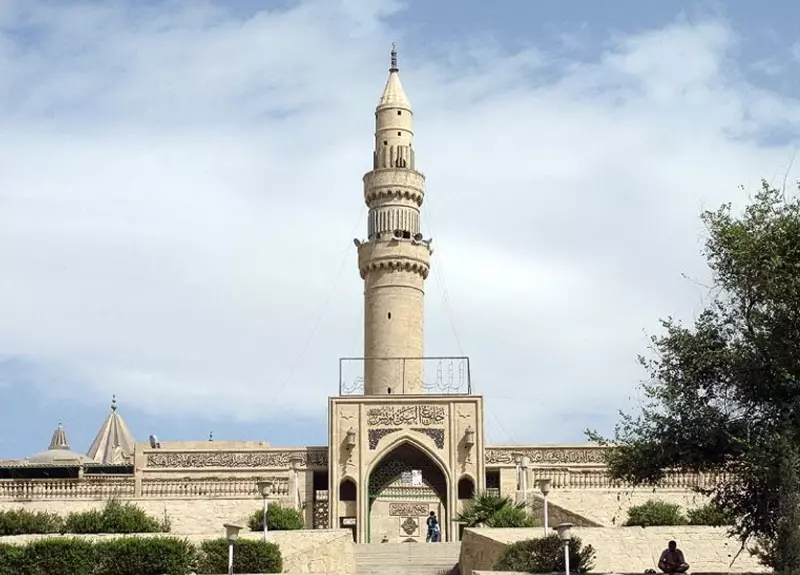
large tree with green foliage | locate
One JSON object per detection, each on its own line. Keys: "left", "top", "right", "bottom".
{"left": 588, "top": 182, "right": 800, "bottom": 571}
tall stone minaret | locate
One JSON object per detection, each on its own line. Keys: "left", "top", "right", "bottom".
{"left": 357, "top": 45, "right": 432, "bottom": 395}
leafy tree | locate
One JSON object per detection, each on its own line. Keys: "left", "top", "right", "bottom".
{"left": 456, "top": 491, "right": 528, "bottom": 528}
{"left": 624, "top": 500, "right": 687, "bottom": 527}
{"left": 587, "top": 182, "right": 800, "bottom": 570}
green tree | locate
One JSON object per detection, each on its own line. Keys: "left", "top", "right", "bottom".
{"left": 587, "top": 182, "right": 800, "bottom": 570}
{"left": 247, "top": 503, "right": 304, "bottom": 532}
{"left": 624, "top": 500, "right": 687, "bottom": 527}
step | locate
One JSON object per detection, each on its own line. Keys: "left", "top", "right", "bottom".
{"left": 355, "top": 542, "right": 460, "bottom": 575}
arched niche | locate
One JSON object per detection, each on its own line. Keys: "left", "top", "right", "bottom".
{"left": 457, "top": 475, "right": 476, "bottom": 500}
{"left": 366, "top": 440, "right": 448, "bottom": 543}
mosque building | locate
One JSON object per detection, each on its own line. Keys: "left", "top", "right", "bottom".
{"left": 0, "top": 47, "right": 707, "bottom": 543}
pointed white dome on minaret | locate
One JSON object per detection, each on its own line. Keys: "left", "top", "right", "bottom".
{"left": 86, "top": 395, "right": 136, "bottom": 465}
{"left": 377, "top": 43, "right": 411, "bottom": 110}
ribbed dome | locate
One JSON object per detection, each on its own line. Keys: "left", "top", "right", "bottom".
{"left": 86, "top": 396, "right": 136, "bottom": 465}
{"left": 27, "top": 423, "right": 93, "bottom": 465}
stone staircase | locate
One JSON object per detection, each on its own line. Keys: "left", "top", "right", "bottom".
{"left": 354, "top": 542, "right": 461, "bottom": 575}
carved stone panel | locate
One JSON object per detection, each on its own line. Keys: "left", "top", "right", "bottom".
{"left": 368, "top": 428, "right": 401, "bottom": 450}
{"left": 389, "top": 503, "right": 429, "bottom": 517}
{"left": 366, "top": 405, "right": 446, "bottom": 427}
{"left": 400, "top": 517, "right": 419, "bottom": 536}
{"left": 146, "top": 449, "right": 328, "bottom": 469}
{"left": 411, "top": 428, "right": 444, "bottom": 449}
{"left": 484, "top": 447, "right": 608, "bottom": 465}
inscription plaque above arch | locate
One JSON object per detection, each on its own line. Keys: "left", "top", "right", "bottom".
{"left": 366, "top": 405, "right": 445, "bottom": 427}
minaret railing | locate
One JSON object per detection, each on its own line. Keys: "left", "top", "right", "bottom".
{"left": 338, "top": 356, "right": 471, "bottom": 395}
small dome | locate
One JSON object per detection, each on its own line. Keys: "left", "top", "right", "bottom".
{"left": 26, "top": 422, "right": 93, "bottom": 465}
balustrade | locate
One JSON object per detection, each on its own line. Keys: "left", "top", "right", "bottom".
{"left": 141, "top": 477, "right": 289, "bottom": 498}
{"left": 0, "top": 478, "right": 134, "bottom": 500}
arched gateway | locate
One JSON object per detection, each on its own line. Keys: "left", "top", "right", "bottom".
{"left": 367, "top": 441, "right": 447, "bottom": 542}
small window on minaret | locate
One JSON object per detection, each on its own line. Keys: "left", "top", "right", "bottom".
{"left": 383, "top": 140, "right": 388, "bottom": 146}
{"left": 387, "top": 312, "right": 392, "bottom": 320}
{"left": 397, "top": 111, "right": 402, "bottom": 115}
{"left": 397, "top": 132, "right": 401, "bottom": 136}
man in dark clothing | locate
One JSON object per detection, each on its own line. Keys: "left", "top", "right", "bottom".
{"left": 658, "top": 540, "right": 689, "bottom": 574}
{"left": 426, "top": 511, "right": 440, "bottom": 542}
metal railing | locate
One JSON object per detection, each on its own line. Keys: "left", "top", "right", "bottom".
{"left": 339, "top": 356, "right": 471, "bottom": 395}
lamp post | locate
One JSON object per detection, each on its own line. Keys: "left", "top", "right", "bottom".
{"left": 520, "top": 456, "right": 530, "bottom": 507}
{"left": 256, "top": 480, "right": 273, "bottom": 541}
{"left": 555, "top": 523, "right": 573, "bottom": 575}
{"left": 290, "top": 454, "right": 304, "bottom": 511}
{"left": 223, "top": 523, "right": 243, "bottom": 575}
{"left": 537, "top": 478, "right": 552, "bottom": 536}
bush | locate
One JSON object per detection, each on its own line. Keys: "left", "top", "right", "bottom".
{"left": 18, "top": 538, "right": 96, "bottom": 575}
{"left": 494, "top": 534, "right": 596, "bottom": 573}
{"left": 0, "top": 500, "right": 166, "bottom": 536}
{"left": 687, "top": 503, "right": 734, "bottom": 526}
{"left": 0, "top": 509, "right": 64, "bottom": 536}
{"left": 624, "top": 500, "right": 687, "bottom": 527}
{"left": 248, "top": 503, "right": 304, "bottom": 531}
{"left": 456, "top": 491, "right": 527, "bottom": 528}
{"left": 198, "top": 538, "right": 282, "bottom": 574}
{"left": 66, "top": 500, "right": 166, "bottom": 534}
{"left": 0, "top": 543, "right": 24, "bottom": 575}
{"left": 485, "top": 505, "right": 534, "bottom": 528}
{"left": 94, "top": 536, "right": 197, "bottom": 575}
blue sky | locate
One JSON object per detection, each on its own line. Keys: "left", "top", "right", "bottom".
{"left": 1, "top": 0, "right": 799, "bottom": 460}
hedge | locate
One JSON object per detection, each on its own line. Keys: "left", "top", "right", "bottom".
{"left": 197, "top": 538, "right": 282, "bottom": 574}
{"left": 624, "top": 500, "right": 687, "bottom": 527}
{"left": 0, "top": 536, "right": 282, "bottom": 574}
{"left": 248, "top": 503, "right": 304, "bottom": 531}
{"left": 0, "top": 500, "right": 168, "bottom": 536}
{"left": 494, "top": 533, "right": 596, "bottom": 573}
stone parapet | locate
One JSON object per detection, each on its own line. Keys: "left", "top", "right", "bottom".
{"left": 460, "top": 527, "right": 767, "bottom": 575}
{"left": 0, "top": 528, "right": 355, "bottom": 575}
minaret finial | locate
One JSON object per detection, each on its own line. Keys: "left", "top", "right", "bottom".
{"left": 111, "top": 394, "right": 117, "bottom": 411}
{"left": 390, "top": 42, "right": 398, "bottom": 72}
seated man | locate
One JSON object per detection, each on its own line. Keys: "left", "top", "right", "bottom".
{"left": 658, "top": 540, "right": 689, "bottom": 574}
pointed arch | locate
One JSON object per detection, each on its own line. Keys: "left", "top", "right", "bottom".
{"left": 366, "top": 434, "right": 451, "bottom": 487}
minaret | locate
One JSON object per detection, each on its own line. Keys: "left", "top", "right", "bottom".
{"left": 357, "top": 44, "right": 432, "bottom": 395}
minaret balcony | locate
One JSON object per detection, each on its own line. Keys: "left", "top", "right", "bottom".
{"left": 338, "top": 356, "right": 471, "bottom": 395}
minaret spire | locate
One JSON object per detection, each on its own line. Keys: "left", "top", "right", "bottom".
{"left": 356, "top": 50, "right": 431, "bottom": 395}
{"left": 390, "top": 42, "right": 398, "bottom": 72}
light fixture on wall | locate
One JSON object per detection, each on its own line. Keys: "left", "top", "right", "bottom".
{"left": 223, "top": 522, "right": 243, "bottom": 575}
{"left": 463, "top": 425, "right": 475, "bottom": 462}
{"left": 345, "top": 427, "right": 357, "bottom": 450}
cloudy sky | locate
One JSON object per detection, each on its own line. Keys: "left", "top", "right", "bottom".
{"left": 1, "top": 0, "right": 799, "bottom": 459}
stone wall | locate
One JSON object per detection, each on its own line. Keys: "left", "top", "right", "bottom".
{"left": 459, "top": 527, "right": 767, "bottom": 575}
{"left": 0, "top": 529, "right": 355, "bottom": 575}
{"left": 0, "top": 497, "right": 273, "bottom": 535}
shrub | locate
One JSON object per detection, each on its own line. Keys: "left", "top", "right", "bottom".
{"left": 624, "top": 500, "right": 687, "bottom": 527}
{"left": 0, "top": 543, "right": 24, "bottom": 575}
{"left": 687, "top": 503, "right": 734, "bottom": 526}
{"left": 65, "top": 500, "right": 166, "bottom": 534}
{"left": 0, "top": 509, "right": 64, "bottom": 536}
{"left": 198, "top": 538, "right": 282, "bottom": 574}
{"left": 494, "top": 533, "right": 596, "bottom": 573}
{"left": 248, "top": 503, "right": 304, "bottom": 531}
{"left": 94, "top": 536, "right": 198, "bottom": 575}
{"left": 485, "top": 504, "right": 534, "bottom": 528}
{"left": 456, "top": 491, "right": 527, "bottom": 528}
{"left": 18, "top": 538, "right": 96, "bottom": 575}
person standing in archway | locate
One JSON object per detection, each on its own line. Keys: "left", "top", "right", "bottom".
{"left": 426, "top": 511, "right": 440, "bottom": 542}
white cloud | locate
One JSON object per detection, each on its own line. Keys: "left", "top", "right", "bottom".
{"left": 1, "top": 1, "right": 799, "bottom": 444}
